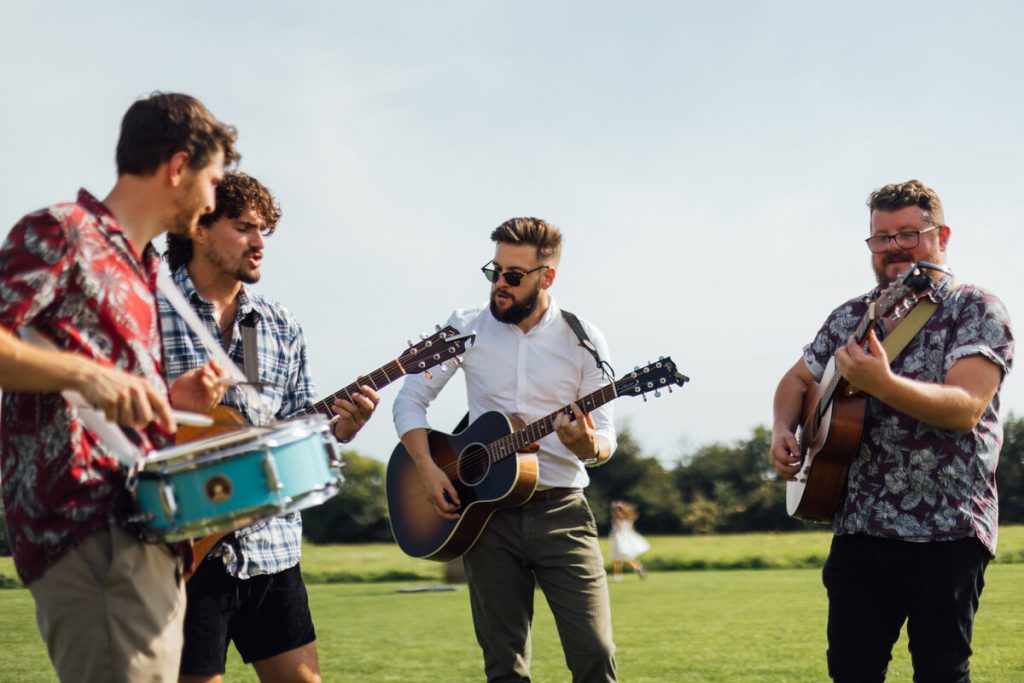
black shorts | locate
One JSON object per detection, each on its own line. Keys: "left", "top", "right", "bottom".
{"left": 178, "top": 559, "right": 316, "bottom": 675}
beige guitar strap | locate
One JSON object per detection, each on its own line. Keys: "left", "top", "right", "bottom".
{"left": 880, "top": 280, "right": 957, "bottom": 362}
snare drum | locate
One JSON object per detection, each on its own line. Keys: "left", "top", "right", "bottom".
{"left": 132, "top": 415, "right": 342, "bottom": 542}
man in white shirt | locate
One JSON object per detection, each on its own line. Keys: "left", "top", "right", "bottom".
{"left": 393, "top": 217, "right": 618, "bottom": 682}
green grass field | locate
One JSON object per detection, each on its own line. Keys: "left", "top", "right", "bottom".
{"left": 1, "top": 529, "right": 1022, "bottom": 681}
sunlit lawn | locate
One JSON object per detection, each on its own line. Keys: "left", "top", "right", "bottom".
{"left": 0, "top": 562, "right": 1021, "bottom": 681}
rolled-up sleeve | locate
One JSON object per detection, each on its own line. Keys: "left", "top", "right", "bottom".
{"left": 579, "top": 319, "right": 618, "bottom": 458}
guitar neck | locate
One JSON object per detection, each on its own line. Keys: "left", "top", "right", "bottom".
{"left": 814, "top": 304, "right": 877, "bottom": 424}
{"left": 489, "top": 383, "right": 619, "bottom": 461}
{"left": 301, "top": 359, "right": 407, "bottom": 418}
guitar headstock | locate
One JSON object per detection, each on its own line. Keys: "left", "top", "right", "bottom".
{"left": 871, "top": 261, "right": 951, "bottom": 323}
{"left": 399, "top": 325, "right": 475, "bottom": 378}
{"left": 615, "top": 357, "right": 689, "bottom": 400}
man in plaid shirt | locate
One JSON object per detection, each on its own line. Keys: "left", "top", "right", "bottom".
{"left": 159, "top": 171, "right": 378, "bottom": 683}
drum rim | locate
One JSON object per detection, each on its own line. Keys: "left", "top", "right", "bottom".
{"left": 144, "top": 414, "right": 331, "bottom": 467}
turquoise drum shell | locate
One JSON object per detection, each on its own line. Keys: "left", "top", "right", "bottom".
{"left": 133, "top": 415, "right": 342, "bottom": 542}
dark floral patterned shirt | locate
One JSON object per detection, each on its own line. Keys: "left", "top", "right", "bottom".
{"left": 803, "top": 276, "right": 1014, "bottom": 555}
{"left": 0, "top": 189, "right": 171, "bottom": 584}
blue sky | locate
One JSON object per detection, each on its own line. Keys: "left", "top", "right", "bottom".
{"left": 2, "top": 2, "right": 1021, "bottom": 463}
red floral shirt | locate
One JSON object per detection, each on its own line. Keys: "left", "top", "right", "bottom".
{"left": 0, "top": 189, "right": 171, "bottom": 584}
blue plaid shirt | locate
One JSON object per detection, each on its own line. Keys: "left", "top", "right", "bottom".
{"left": 159, "top": 266, "right": 316, "bottom": 578}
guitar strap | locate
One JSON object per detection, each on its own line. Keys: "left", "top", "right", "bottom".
{"left": 453, "top": 308, "right": 610, "bottom": 432}
{"left": 879, "top": 281, "right": 956, "bottom": 361}
{"left": 239, "top": 311, "right": 260, "bottom": 386}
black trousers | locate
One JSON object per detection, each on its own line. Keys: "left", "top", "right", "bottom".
{"left": 822, "top": 534, "right": 990, "bottom": 683}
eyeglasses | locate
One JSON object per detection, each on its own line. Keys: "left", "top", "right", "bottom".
{"left": 480, "top": 262, "right": 549, "bottom": 287}
{"left": 864, "top": 226, "right": 939, "bottom": 253}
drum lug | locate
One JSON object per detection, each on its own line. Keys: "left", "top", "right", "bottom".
{"left": 160, "top": 482, "right": 178, "bottom": 520}
{"left": 263, "top": 451, "right": 284, "bottom": 491}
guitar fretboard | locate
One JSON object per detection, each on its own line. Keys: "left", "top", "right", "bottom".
{"left": 486, "top": 383, "right": 619, "bottom": 462}
{"left": 301, "top": 359, "right": 406, "bottom": 418}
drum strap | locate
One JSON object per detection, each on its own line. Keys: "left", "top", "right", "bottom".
{"left": 239, "top": 312, "right": 260, "bottom": 386}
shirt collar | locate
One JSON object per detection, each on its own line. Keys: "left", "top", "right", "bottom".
{"left": 867, "top": 271, "right": 956, "bottom": 305}
{"left": 172, "top": 266, "right": 261, "bottom": 323}
{"left": 78, "top": 188, "right": 160, "bottom": 279}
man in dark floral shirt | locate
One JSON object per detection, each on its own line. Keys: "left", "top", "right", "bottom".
{"left": 0, "top": 92, "right": 237, "bottom": 682}
{"left": 771, "top": 179, "right": 1013, "bottom": 683}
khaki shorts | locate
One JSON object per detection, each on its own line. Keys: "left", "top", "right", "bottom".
{"left": 29, "top": 525, "right": 186, "bottom": 683}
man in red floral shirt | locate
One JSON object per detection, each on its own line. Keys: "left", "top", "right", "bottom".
{"left": 0, "top": 92, "right": 238, "bottom": 683}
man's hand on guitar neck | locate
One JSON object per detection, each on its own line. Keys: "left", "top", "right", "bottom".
{"left": 330, "top": 385, "right": 380, "bottom": 443}
{"left": 834, "top": 329, "right": 894, "bottom": 399}
{"left": 554, "top": 403, "right": 608, "bottom": 465}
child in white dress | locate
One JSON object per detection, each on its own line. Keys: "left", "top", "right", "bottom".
{"left": 609, "top": 500, "right": 650, "bottom": 581}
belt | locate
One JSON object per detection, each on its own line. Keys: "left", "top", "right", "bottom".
{"left": 528, "top": 487, "right": 583, "bottom": 503}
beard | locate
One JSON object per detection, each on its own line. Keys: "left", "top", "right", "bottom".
{"left": 872, "top": 246, "right": 941, "bottom": 287}
{"left": 166, "top": 179, "right": 207, "bottom": 238}
{"left": 208, "top": 247, "right": 262, "bottom": 284}
{"left": 873, "top": 253, "right": 914, "bottom": 287}
{"left": 490, "top": 282, "right": 541, "bottom": 324}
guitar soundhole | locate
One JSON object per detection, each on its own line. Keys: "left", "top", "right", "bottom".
{"left": 457, "top": 443, "right": 490, "bottom": 486}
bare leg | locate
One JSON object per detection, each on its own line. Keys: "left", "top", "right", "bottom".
{"left": 626, "top": 557, "right": 643, "bottom": 581}
{"left": 252, "top": 641, "right": 321, "bottom": 683}
{"left": 612, "top": 561, "right": 623, "bottom": 581}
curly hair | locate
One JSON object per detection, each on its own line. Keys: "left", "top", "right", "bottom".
{"left": 116, "top": 92, "right": 239, "bottom": 176}
{"left": 866, "top": 179, "right": 945, "bottom": 227}
{"left": 490, "top": 217, "right": 562, "bottom": 264}
{"left": 165, "top": 172, "right": 281, "bottom": 271}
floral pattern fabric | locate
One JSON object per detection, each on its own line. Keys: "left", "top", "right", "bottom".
{"left": 0, "top": 189, "right": 170, "bottom": 584}
{"left": 803, "top": 276, "right": 1014, "bottom": 555}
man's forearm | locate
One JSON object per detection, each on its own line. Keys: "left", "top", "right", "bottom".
{"left": 0, "top": 327, "right": 89, "bottom": 393}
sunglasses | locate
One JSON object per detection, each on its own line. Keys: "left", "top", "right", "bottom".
{"left": 480, "top": 262, "right": 549, "bottom": 287}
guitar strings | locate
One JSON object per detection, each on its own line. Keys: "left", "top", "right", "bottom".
{"left": 431, "top": 387, "right": 617, "bottom": 480}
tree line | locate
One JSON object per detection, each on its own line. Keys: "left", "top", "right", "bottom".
{"left": 2, "top": 415, "right": 1022, "bottom": 553}
{"left": 304, "top": 414, "right": 1024, "bottom": 542}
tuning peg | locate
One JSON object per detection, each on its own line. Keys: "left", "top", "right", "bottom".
{"left": 424, "top": 371, "right": 432, "bottom": 380}
{"left": 435, "top": 324, "right": 442, "bottom": 332}
{"left": 455, "top": 355, "right": 464, "bottom": 364}
{"left": 654, "top": 390, "right": 662, "bottom": 398}
{"left": 440, "top": 363, "right": 449, "bottom": 373}
{"left": 667, "top": 386, "right": 673, "bottom": 393}
{"left": 407, "top": 339, "right": 414, "bottom": 348}
{"left": 634, "top": 365, "right": 640, "bottom": 371}
{"left": 642, "top": 394, "right": 648, "bottom": 402}
{"left": 420, "top": 332, "right": 429, "bottom": 340}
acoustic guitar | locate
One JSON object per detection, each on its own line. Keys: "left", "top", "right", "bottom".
{"left": 786, "top": 262, "right": 945, "bottom": 522}
{"left": 386, "top": 357, "right": 689, "bottom": 561}
{"left": 180, "top": 325, "right": 475, "bottom": 576}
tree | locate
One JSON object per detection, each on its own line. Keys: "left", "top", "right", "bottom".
{"left": 302, "top": 449, "right": 392, "bottom": 543}
{"left": 673, "top": 426, "right": 808, "bottom": 533}
{"left": 587, "top": 425, "right": 687, "bottom": 534}
{"left": 997, "top": 413, "right": 1024, "bottom": 523}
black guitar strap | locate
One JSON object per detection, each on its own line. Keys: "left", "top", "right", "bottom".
{"left": 452, "top": 308, "right": 611, "bottom": 432}
{"left": 560, "top": 309, "right": 614, "bottom": 381}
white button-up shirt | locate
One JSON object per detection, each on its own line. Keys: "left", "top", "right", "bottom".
{"left": 393, "top": 298, "right": 617, "bottom": 489}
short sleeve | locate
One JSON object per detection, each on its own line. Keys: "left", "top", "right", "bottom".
{"left": 0, "top": 211, "right": 73, "bottom": 329}
{"left": 943, "top": 287, "right": 1014, "bottom": 378}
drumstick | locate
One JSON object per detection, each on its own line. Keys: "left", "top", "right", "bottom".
{"left": 171, "top": 410, "right": 215, "bottom": 427}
